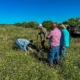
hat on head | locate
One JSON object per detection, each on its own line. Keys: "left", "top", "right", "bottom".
{"left": 38, "top": 24, "right": 42, "bottom": 28}
{"left": 60, "top": 24, "right": 66, "bottom": 28}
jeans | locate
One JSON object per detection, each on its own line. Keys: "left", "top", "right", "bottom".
{"left": 60, "top": 46, "right": 66, "bottom": 56}
{"left": 15, "top": 40, "right": 25, "bottom": 51}
{"left": 48, "top": 46, "right": 60, "bottom": 63}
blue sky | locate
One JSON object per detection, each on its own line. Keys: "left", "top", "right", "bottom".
{"left": 0, "top": 0, "right": 80, "bottom": 24}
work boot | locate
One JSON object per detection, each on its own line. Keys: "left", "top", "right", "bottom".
{"left": 54, "top": 59, "right": 57, "bottom": 65}
{"left": 56, "top": 60, "right": 60, "bottom": 65}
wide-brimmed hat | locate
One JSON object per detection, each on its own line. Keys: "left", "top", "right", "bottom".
{"left": 60, "top": 24, "right": 66, "bottom": 28}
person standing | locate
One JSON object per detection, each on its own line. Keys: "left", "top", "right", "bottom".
{"left": 46, "top": 24, "right": 61, "bottom": 67}
{"left": 59, "top": 24, "right": 70, "bottom": 56}
{"left": 37, "top": 24, "right": 47, "bottom": 50}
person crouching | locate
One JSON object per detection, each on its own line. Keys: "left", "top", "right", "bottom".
{"left": 15, "top": 38, "right": 34, "bottom": 54}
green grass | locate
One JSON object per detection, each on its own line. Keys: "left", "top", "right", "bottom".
{"left": 0, "top": 25, "right": 80, "bottom": 80}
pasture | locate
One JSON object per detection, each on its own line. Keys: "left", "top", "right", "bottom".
{"left": 0, "top": 25, "right": 80, "bottom": 80}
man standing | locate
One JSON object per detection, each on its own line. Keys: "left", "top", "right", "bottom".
{"left": 46, "top": 24, "right": 61, "bottom": 67}
{"left": 59, "top": 24, "right": 70, "bottom": 56}
{"left": 37, "top": 24, "right": 47, "bottom": 50}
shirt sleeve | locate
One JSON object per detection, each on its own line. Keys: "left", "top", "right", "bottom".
{"left": 23, "top": 45, "right": 27, "bottom": 51}
{"left": 47, "top": 31, "right": 52, "bottom": 39}
{"left": 43, "top": 29, "right": 47, "bottom": 39}
{"left": 38, "top": 32, "right": 41, "bottom": 35}
{"left": 62, "top": 31, "right": 67, "bottom": 46}
{"left": 28, "top": 47, "right": 32, "bottom": 51}
{"left": 38, "top": 30, "right": 41, "bottom": 35}
{"left": 23, "top": 40, "right": 29, "bottom": 51}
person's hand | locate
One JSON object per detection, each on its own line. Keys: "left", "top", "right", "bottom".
{"left": 31, "top": 50, "right": 34, "bottom": 53}
{"left": 43, "top": 39, "right": 45, "bottom": 41}
{"left": 25, "top": 50, "right": 29, "bottom": 55}
{"left": 62, "top": 46, "right": 65, "bottom": 49}
{"left": 46, "top": 36, "right": 49, "bottom": 39}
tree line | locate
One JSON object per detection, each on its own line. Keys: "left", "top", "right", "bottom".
{"left": 13, "top": 17, "right": 80, "bottom": 31}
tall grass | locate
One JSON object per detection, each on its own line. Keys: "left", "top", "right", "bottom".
{"left": 0, "top": 25, "right": 80, "bottom": 80}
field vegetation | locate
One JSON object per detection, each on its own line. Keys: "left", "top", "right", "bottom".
{"left": 0, "top": 25, "right": 80, "bottom": 80}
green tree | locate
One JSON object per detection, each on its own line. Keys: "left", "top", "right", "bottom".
{"left": 67, "top": 18, "right": 75, "bottom": 25}
{"left": 28, "top": 21, "right": 38, "bottom": 29}
{"left": 62, "top": 21, "right": 68, "bottom": 25}
{"left": 75, "top": 17, "right": 80, "bottom": 27}
{"left": 42, "top": 20, "right": 53, "bottom": 31}
{"left": 21, "top": 22, "right": 29, "bottom": 28}
{"left": 62, "top": 17, "right": 80, "bottom": 27}
{"left": 14, "top": 22, "right": 22, "bottom": 27}
{"left": 14, "top": 21, "right": 39, "bottom": 28}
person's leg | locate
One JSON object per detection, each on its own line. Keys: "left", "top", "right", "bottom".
{"left": 60, "top": 46, "right": 66, "bottom": 56}
{"left": 54, "top": 46, "right": 60, "bottom": 65}
{"left": 48, "top": 47, "right": 56, "bottom": 67}
{"left": 15, "top": 40, "right": 24, "bottom": 50}
{"left": 55, "top": 53, "right": 60, "bottom": 65}
{"left": 41, "top": 40, "right": 45, "bottom": 49}
{"left": 42, "top": 40, "right": 45, "bottom": 49}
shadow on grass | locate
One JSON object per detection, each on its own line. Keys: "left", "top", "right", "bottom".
{"left": 12, "top": 43, "right": 49, "bottom": 63}
{"left": 12, "top": 43, "right": 62, "bottom": 67}
{"left": 30, "top": 46, "right": 49, "bottom": 64}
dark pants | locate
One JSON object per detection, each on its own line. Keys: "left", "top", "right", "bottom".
{"left": 41, "top": 40, "right": 45, "bottom": 49}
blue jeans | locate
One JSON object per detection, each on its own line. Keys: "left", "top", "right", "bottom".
{"left": 48, "top": 46, "right": 60, "bottom": 63}
{"left": 60, "top": 46, "right": 66, "bottom": 56}
{"left": 15, "top": 40, "right": 25, "bottom": 51}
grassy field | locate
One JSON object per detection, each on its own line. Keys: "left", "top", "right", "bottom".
{"left": 0, "top": 25, "right": 80, "bottom": 80}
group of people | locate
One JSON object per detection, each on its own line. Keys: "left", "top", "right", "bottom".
{"left": 14, "top": 23, "right": 70, "bottom": 67}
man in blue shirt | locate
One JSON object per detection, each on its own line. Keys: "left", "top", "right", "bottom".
{"left": 15, "top": 38, "right": 34, "bottom": 53}
{"left": 59, "top": 24, "right": 70, "bottom": 56}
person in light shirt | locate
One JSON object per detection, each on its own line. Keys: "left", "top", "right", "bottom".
{"left": 37, "top": 24, "right": 47, "bottom": 50}
{"left": 15, "top": 38, "right": 34, "bottom": 54}
{"left": 46, "top": 24, "right": 61, "bottom": 67}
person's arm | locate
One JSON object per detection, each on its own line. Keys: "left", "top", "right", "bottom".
{"left": 24, "top": 45, "right": 33, "bottom": 53}
{"left": 38, "top": 30, "right": 41, "bottom": 35}
{"left": 24, "top": 46, "right": 27, "bottom": 51}
{"left": 63, "top": 30, "right": 70, "bottom": 47}
{"left": 43, "top": 29, "right": 47, "bottom": 40}
{"left": 46, "top": 31, "right": 52, "bottom": 39}
{"left": 37, "top": 31, "right": 41, "bottom": 39}
{"left": 23, "top": 40, "right": 29, "bottom": 51}
{"left": 61, "top": 30, "right": 66, "bottom": 49}
{"left": 28, "top": 47, "right": 32, "bottom": 51}
{"left": 38, "top": 32, "right": 41, "bottom": 35}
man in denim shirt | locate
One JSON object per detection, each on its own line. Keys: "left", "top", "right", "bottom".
{"left": 15, "top": 38, "right": 34, "bottom": 53}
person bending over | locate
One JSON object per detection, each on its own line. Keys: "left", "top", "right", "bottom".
{"left": 15, "top": 38, "right": 34, "bottom": 54}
